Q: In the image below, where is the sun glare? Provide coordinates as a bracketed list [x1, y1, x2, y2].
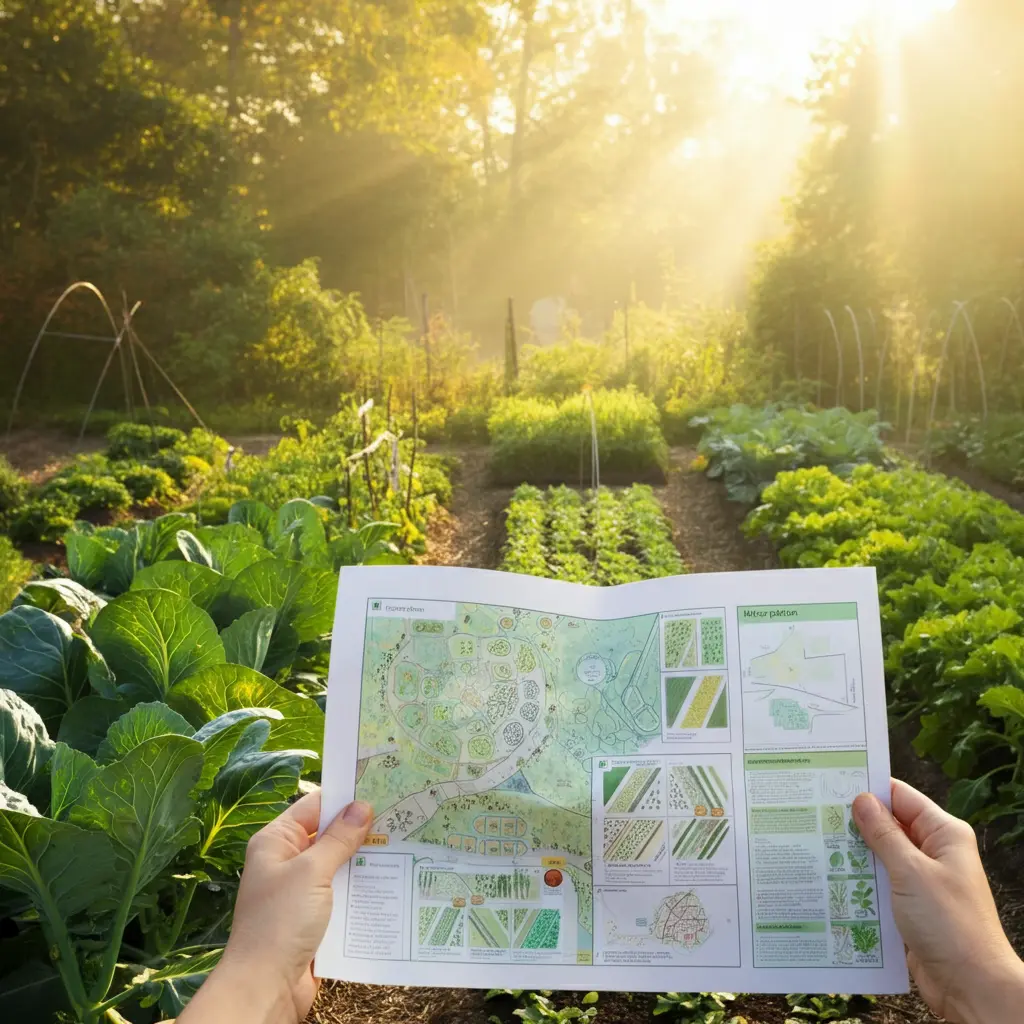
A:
[651, 0, 958, 91]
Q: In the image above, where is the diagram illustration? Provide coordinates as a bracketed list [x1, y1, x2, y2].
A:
[603, 765, 664, 814]
[662, 613, 727, 671]
[738, 610, 866, 746]
[671, 818, 730, 862]
[663, 674, 728, 733]
[820, 769, 868, 801]
[603, 817, 666, 862]
[667, 764, 730, 816]
[602, 890, 711, 951]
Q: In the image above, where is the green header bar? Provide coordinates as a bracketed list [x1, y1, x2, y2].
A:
[745, 751, 868, 770]
[738, 603, 858, 623]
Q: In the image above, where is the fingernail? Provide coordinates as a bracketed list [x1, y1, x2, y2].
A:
[343, 801, 372, 826]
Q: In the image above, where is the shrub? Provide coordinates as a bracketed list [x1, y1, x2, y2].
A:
[0, 536, 32, 612]
[42, 472, 132, 516]
[7, 495, 79, 544]
[106, 422, 187, 460]
[112, 463, 179, 503]
[489, 389, 669, 485]
[0, 455, 28, 528]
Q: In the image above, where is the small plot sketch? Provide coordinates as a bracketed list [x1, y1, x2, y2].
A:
[700, 617, 726, 666]
[828, 880, 850, 920]
[740, 616, 866, 746]
[468, 908, 510, 949]
[603, 765, 663, 814]
[603, 817, 666, 862]
[664, 674, 728, 731]
[832, 924, 853, 964]
[418, 906, 440, 943]
[513, 909, 561, 949]
[425, 906, 464, 947]
[663, 618, 698, 669]
[668, 764, 730, 815]
[604, 890, 710, 950]
[671, 818, 730, 862]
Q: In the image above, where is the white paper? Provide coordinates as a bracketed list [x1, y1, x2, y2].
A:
[316, 566, 909, 994]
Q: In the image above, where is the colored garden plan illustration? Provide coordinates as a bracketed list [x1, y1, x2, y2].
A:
[354, 601, 671, 954]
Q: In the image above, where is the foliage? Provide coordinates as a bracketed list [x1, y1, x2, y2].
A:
[0, 486, 417, 1020]
[0, 456, 28, 530]
[695, 404, 889, 503]
[489, 389, 669, 486]
[514, 991, 599, 1024]
[745, 461, 1024, 839]
[785, 992, 874, 1023]
[926, 415, 1024, 489]
[653, 992, 745, 1023]
[0, 536, 32, 613]
[501, 484, 685, 584]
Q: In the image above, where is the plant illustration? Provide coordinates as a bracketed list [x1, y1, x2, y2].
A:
[847, 849, 870, 873]
[851, 923, 881, 955]
[829, 851, 845, 870]
[851, 880, 875, 916]
[828, 880, 849, 920]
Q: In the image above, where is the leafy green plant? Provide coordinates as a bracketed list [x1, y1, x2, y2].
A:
[0, 455, 28, 530]
[785, 992, 874, 1022]
[501, 484, 685, 584]
[488, 991, 598, 1024]
[694, 404, 889, 503]
[0, 536, 32, 613]
[850, 924, 880, 955]
[653, 992, 745, 1023]
[489, 389, 669, 485]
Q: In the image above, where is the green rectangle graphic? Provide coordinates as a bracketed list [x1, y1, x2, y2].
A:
[738, 603, 858, 623]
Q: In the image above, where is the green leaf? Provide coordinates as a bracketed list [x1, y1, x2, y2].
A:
[170, 664, 324, 757]
[0, 961, 69, 1021]
[13, 579, 106, 626]
[200, 720, 311, 870]
[69, 734, 204, 894]
[177, 531, 214, 568]
[272, 499, 328, 565]
[131, 562, 225, 612]
[90, 590, 226, 704]
[0, 807, 119, 919]
[0, 607, 90, 731]
[130, 948, 223, 1016]
[581, 992, 599, 1005]
[49, 742, 99, 820]
[195, 523, 264, 550]
[65, 532, 115, 591]
[57, 696, 127, 756]
[193, 708, 284, 791]
[947, 776, 992, 821]
[0, 784, 38, 814]
[96, 702, 196, 763]
[206, 540, 273, 580]
[979, 685, 1024, 724]
[0, 689, 55, 794]
[228, 500, 274, 540]
[220, 607, 276, 671]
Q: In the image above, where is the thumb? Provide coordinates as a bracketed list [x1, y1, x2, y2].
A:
[852, 792, 920, 881]
[311, 800, 373, 876]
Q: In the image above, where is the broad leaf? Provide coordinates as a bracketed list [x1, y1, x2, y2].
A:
[65, 532, 115, 591]
[104, 530, 142, 595]
[222, 559, 335, 674]
[947, 776, 992, 821]
[0, 689, 54, 796]
[193, 708, 283, 790]
[90, 590, 225, 703]
[979, 685, 1024, 723]
[220, 608, 276, 671]
[96, 702, 196, 764]
[0, 784, 38, 814]
[0, 808, 119, 919]
[0, 607, 90, 731]
[13, 579, 106, 626]
[170, 664, 324, 757]
[177, 531, 214, 568]
[228, 500, 274, 540]
[200, 720, 312, 870]
[131, 562, 225, 612]
[195, 523, 264, 549]
[131, 949, 223, 1016]
[49, 743, 99, 821]
[206, 540, 273, 580]
[136, 514, 195, 564]
[69, 735, 204, 894]
[0, 961, 69, 1021]
[272, 499, 328, 565]
[57, 696, 127, 756]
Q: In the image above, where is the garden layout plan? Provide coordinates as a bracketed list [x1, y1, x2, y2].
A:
[316, 566, 908, 995]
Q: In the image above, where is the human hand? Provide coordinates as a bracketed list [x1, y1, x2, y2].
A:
[179, 790, 372, 1024]
[853, 779, 1024, 1024]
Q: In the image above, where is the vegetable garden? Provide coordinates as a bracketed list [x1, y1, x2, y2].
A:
[2, 383, 1022, 1024]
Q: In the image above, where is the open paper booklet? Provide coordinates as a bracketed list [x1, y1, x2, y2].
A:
[315, 565, 909, 994]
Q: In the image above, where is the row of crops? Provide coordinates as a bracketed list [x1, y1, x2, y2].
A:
[3, 384, 1024, 1021]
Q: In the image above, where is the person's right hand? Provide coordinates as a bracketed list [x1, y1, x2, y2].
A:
[853, 779, 1024, 1024]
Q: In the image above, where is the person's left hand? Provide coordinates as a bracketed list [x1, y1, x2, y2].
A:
[180, 790, 372, 1024]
